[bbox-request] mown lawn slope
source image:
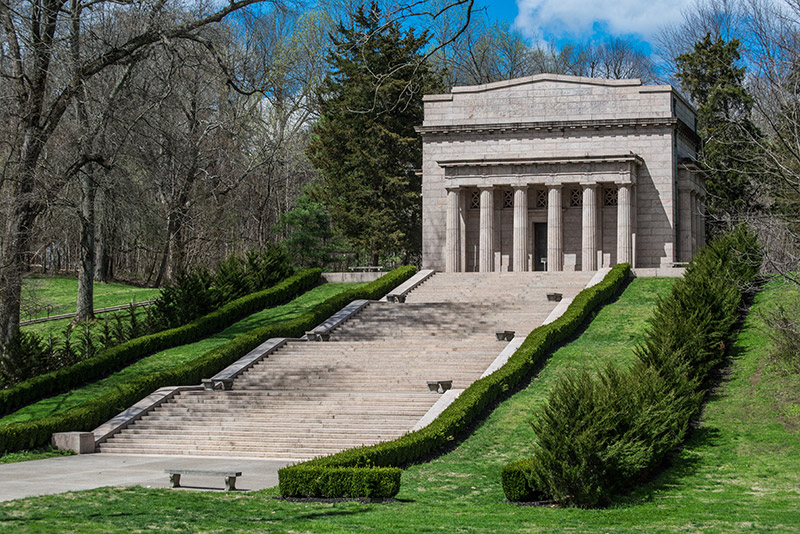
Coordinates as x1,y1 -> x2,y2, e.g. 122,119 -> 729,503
1,277 -> 799,533
0,282 -> 364,426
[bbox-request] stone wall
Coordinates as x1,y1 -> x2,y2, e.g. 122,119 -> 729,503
419,74 -> 700,271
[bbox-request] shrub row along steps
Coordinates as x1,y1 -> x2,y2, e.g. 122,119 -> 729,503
98,271 -> 595,460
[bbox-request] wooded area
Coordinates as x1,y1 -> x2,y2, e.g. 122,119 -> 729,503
1,0 -> 799,347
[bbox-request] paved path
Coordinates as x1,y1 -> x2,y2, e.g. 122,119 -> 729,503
0,454 -> 291,502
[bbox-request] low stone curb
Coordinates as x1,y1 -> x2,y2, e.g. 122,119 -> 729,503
381,269 -> 435,302
308,300 -> 371,337
92,384 -> 204,447
209,338 -> 290,386
411,389 -> 465,432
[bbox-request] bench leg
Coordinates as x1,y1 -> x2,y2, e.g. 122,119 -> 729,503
169,473 -> 181,488
225,475 -> 237,491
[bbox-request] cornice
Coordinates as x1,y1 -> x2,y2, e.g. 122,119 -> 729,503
416,117 -> 679,136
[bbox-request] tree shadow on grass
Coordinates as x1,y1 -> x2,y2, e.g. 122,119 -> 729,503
614,425 -> 723,507
610,328 -> 745,508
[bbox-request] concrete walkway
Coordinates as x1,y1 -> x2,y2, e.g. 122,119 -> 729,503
0,454 -> 291,502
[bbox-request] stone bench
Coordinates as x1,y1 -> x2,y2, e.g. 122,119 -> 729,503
427,380 -> 453,394
165,468 -> 242,491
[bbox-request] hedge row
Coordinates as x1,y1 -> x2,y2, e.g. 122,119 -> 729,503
0,269 -> 322,418
278,264 -> 631,499
501,228 -> 762,507
0,266 -> 417,454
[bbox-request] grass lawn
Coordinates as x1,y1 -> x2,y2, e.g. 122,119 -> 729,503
20,276 -> 160,322
0,282 -> 365,427
0,447 -> 74,465
1,277 -> 798,533
21,308 -> 150,339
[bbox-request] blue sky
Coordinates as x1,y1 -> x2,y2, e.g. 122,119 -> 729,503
480,0 -> 694,53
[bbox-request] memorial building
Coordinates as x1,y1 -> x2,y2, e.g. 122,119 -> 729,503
418,74 -> 705,272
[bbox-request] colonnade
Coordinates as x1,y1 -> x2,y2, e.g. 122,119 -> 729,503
445,182 -> 633,272
679,187 -> 706,261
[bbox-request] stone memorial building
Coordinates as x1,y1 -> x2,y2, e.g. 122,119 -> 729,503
418,74 -> 705,272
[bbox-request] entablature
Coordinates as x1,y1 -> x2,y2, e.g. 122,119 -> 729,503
437,154 -> 641,188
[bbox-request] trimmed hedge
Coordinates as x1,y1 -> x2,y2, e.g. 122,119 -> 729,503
0,266 -> 416,454
279,467 -> 402,499
0,269 -> 322,418
502,227 -> 762,507
278,264 -> 631,499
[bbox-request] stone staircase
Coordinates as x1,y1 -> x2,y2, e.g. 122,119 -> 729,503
98,271 -> 594,459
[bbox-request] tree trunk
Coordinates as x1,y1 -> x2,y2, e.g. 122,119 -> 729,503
75,167 -> 96,322
94,184 -> 109,282
72,0 -> 96,323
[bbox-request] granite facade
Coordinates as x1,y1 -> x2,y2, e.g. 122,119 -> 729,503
418,74 -> 705,271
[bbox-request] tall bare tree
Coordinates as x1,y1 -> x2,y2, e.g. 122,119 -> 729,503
0,0 -> 286,343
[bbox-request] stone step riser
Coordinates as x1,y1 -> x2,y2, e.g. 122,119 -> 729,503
148,408 -> 429,417
101,273 -> 593,458
128,426 -> 416,439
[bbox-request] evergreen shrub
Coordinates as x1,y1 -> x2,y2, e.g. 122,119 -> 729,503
0,266 -> 415,454
278,264 -> 631,499
152,246 -> 290,328
0,269 -> 321,418
502,227 -> 762,507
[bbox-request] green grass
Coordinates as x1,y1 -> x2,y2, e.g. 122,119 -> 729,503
21,276 -> 160,321
21,308 -> 150,338
0,283 -> 364,427
0,447 -> 74,465
20,276 -> 160,338
2,277 -> 799,533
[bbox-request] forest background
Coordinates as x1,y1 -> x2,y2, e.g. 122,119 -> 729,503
1,0 -> 798,347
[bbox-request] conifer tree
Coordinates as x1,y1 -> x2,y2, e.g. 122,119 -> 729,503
676,34 -> 765,232
307,3 -> 443,265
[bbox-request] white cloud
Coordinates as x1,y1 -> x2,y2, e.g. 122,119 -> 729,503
514,0 -> 695,41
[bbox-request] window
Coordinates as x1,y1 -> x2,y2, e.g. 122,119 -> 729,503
604,187 -> 618,206
470,190 -> 480,209
569,187 -> 582,207
535,189 -> 547,209
503,190 -> 514,209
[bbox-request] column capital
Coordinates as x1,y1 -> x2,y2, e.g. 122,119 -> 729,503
512,184 -> 529,191
477,185 -> 494,191
445,185 -> 462,193
546,183 -> 563,190
580,182 -> 599,190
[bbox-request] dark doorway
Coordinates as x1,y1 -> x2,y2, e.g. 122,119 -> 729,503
533,223 -> 547,271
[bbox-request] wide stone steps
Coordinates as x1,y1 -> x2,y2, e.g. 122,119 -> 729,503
98,271 -> 595,459
127,422 -> 422,433
98,445 -> 370,460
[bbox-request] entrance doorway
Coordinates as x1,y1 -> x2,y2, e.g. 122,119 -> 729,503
533,222 -> 547,271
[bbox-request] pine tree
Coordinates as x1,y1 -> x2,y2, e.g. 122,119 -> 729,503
277,193 -> 339,268
676,34 -> 765,231
307,3 -> 443,265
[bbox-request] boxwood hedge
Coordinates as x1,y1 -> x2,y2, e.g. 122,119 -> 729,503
278,264 -> 630,499
0,269 -> 323,418
0,266 -> 416,454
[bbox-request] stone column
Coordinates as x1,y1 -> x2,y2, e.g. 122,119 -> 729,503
547,185 -> 563,271
690,191 -> 697,257
678,188 -> 692,262
445,187 -> 461,272
478,186 -> 494,272
697,198 -> 706,251
581,184 -> 598,271
512,185 -> 528,272
617,184 -> 632,264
